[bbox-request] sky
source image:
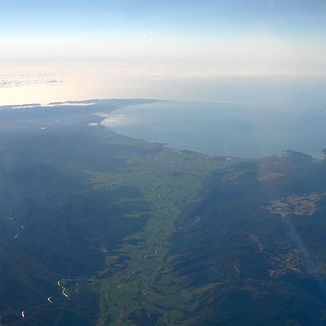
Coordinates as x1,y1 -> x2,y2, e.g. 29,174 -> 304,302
1,0 -> 326,105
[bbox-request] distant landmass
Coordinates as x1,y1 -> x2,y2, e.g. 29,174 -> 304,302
0,99 -> 325,325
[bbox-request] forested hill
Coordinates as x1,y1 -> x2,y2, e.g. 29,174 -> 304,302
0,100 -> 325,325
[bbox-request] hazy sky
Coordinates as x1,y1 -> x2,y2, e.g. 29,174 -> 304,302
1,0 -> 326,105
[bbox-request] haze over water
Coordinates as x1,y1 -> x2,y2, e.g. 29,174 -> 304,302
1,1 -> 326,107
1,1 -> 326,158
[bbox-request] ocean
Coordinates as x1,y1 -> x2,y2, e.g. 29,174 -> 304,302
102,100 -> 326,158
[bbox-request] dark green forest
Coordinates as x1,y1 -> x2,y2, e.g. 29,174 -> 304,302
0,100 -> 325,325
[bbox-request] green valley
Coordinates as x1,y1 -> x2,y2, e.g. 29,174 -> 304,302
0,100 -> 325,325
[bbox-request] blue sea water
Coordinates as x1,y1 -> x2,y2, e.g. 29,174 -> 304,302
102,100 -> 326,158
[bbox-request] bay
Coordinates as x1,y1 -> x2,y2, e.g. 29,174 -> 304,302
101,101 -> 326,158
